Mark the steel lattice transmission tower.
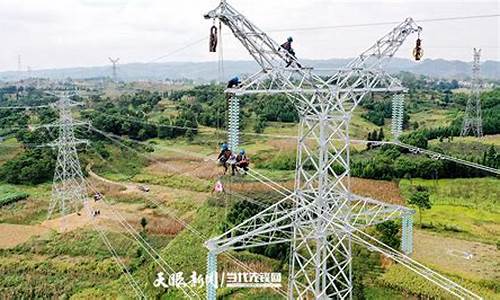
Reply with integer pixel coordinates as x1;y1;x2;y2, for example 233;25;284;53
204;1;481;299
461;48;483;137
46;93;89;221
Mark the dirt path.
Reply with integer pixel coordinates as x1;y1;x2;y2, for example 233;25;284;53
0;211;95;249
0;223;51;249
0;165;204;249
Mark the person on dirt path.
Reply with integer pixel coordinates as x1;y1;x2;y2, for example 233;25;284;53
94;192;102;202
212;180;225;193
232;149;250;176
227;76;241;89
280;37;302;68
217;143;232;175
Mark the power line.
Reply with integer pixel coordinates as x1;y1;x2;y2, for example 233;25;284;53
269;14;500;33
86;111;499;175
146;36;209;64
143;13;499;64
85;125;289;298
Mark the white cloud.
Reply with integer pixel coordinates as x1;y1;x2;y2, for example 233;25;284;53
0;0;498;71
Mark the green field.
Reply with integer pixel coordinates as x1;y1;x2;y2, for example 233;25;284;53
0;138;23;166
0;183;51;224
400;178;499;244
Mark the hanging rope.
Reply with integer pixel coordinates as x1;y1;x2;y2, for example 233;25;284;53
218;21;225;81
209;25;218;53
216;20;225;148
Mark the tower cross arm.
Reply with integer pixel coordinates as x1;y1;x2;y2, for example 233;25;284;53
347;18;422;70
204;1;300;70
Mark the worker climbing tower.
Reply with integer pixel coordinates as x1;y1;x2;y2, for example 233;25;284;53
461;48;483;137
46;93;89;221
204;1;482;299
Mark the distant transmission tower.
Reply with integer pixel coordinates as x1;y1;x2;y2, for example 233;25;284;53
45;93;89;221
109;57;120;82
461;48;483;137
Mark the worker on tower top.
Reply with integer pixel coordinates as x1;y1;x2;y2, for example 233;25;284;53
227;76;241;89
281;37;294;53
280;37;301;68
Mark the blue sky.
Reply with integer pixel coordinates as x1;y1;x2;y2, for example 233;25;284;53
0;0;498;71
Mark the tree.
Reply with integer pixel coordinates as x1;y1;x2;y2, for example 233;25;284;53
378;128;385;141
140;217;148;232
483;145;498;169
375;220;400;249
408;186;431;226
254;116;266;133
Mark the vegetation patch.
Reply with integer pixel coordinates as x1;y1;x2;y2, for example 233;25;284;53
400;178;499;244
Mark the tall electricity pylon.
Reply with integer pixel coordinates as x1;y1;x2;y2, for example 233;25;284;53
45;93;89;221
461;48;483;137
109;57;120;82
204;2;481;299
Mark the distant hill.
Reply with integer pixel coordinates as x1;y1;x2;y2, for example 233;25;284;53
1;58;498;82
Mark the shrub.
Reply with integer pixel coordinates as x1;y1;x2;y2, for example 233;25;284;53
0;192;29;207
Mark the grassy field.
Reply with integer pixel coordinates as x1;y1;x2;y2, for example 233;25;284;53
400;178;499;244
258;109;379;141
0;183;51;225
429;135;500;157
0;138;23;166
378;264;499;299
411;108;457;129
0;228;170;299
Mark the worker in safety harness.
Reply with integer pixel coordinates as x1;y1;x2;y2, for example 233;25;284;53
280;37;302;68
231;149;250;176
217;143;232;175
227;76;241;89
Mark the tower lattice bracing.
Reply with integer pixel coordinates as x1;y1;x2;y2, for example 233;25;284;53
47;94;89;221
204;1;482;299
461;48;483;137
391;94;405;141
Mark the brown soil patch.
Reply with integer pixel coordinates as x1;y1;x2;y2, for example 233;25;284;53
145;158;220;179
226;178;403;206
413;230;499;281
228;180;295;193
351;178;403;205
0;223;51;249
268;139;297;152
